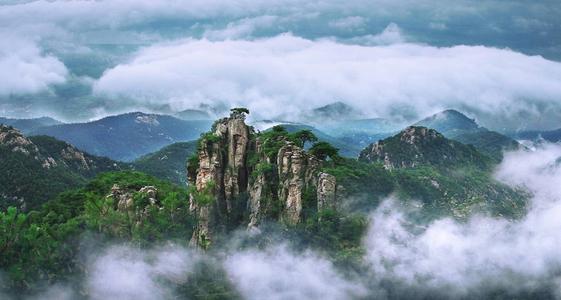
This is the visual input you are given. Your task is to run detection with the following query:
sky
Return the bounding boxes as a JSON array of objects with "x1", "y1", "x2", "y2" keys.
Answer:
[{"x1": 1, "y1": 0, "x2": 561, "y2": 130}]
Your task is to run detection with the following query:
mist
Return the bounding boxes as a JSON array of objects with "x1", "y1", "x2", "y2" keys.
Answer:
[{"x1": 365, "y1": 144, "x2": 561, "y2": 298}]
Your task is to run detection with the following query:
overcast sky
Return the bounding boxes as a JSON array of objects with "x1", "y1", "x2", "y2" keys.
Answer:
[{"x1": 1, "y1": 0, "x2": 561, "y2": 130}]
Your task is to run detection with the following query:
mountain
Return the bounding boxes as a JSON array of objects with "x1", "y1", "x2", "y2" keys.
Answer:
[
  {"x1": 317, "y1": 118, "x2": 398, "y2": 151},
  {"x1": 355, "y1": 126, "x2": 526, "y2": 218},
  {"x1": 174, "y1": 109, "x2": 212, "y2": 120},
  {"x1": 414, "y1": 109, "x2": 480, "y2": 133},
  {"x1": 0, "y1": 125, "x2": 126, "y2": 210},
  {"x1": 309, "y1": 101, "x2": 362, "y2": 121},
  {"x1": 132, "y1": 141, "x2": 198, "y2": 186},
  {"x1": 359, "y1": 126, "x2": 491, "y2": 170},
  {"x1": 31, "y1": 112, "x2": 213, "y2": 161},
  {"x1": 0, "y1": 116, "x2": 63, "y2": 134},
  {"x1": 515, "y1": 128, "x2": 561, "y2": 143},
  {"x1": 414, "y1": 109, "x2": 520, "y2": 161}
]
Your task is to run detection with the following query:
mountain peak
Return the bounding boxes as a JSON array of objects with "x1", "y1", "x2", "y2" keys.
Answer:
[
  {"x1": 0, "y1": 125, "x2": 38, "y2": 155},
  {"x1": 415, "y1": 109, "x2": 479, "y2": 133},
  {"x1": 311, "y1": 101, "x2": 361, "y2": 120},
  {"x1": 359, "y1": 126, "x2": 489, "y2": 170}
]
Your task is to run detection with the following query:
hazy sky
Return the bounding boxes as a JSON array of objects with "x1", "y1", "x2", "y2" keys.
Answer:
[{"x1": 1, "y1": 0, "x2": 561, "y2": 129}]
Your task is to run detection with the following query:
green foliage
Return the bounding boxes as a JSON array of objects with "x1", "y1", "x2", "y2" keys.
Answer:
[
  {"x1": 0, "y1": 171, "x2": 195, "y2": 291},
  {"x1": 230, "y1": 107, "x2": 250, "y2": 115},
  {"x1": 200, "y1": 132, "x2": 221, "y2": 146},
  {"x1": 309, "y1": 141, "x2": 339, "y2": 161},
  {"x1": 133, "y1": 141, "x2": 198, "y2": 185},
  {"x1": 188, "y1": 180, "x2": 217, "y2": 206},
  {"x1": 0, "y1": 134, "x2": 126, "y2": 211},
  {"x1": 258, "y1": 125, "x2": 295, "y2": 160},
  {"x1": 187, "y1": 153, "x2": 200, "y2": 179},
  {"x1": 291, "y1": 129, "x2": 318, "y2": 148}
]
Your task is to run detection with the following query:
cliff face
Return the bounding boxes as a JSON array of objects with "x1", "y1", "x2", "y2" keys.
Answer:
[
  {"x1": 188, "y1": 112, "x2": 337, "y2": 248},
  {"x1": 277, "y1": 142, "x2": 319, "y2": 224},
  {"x1": 189, "y1": 112, "x2": 252, "y2": 247}
]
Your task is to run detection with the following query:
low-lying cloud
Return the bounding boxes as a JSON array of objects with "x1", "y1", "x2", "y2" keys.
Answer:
[
  {"x1": 365, "y1": 144, "x2": 561, "y2": 297},
  {"x1": 224, "y1": 245, "x2": 366, "y2": 300},
  {"x1": 94, "y1": 34, "x2": 561, "y2": 122}
]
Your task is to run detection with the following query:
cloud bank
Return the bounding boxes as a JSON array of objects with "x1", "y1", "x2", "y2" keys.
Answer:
[
  {"x1": 94, "y1": 34, "x2": 561, "y2": 122},
  {"x1": 0, "y1": 36, "x2": 67, "y2": 96},
  {"x1": 224, "y1": 245, "x2": 366, "y2": 300},
  {"x1": 365, "y1": 144, "x2": 561, "y2": 297}
]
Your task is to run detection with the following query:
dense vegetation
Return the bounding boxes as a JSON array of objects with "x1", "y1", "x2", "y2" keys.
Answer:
[
  {"x1": 0, "y1": 171, "x2": 197, "y2": 294},
  {"x1": 0, "y1": 130, "x2": 126, "y2": 211},
  {"x1": 132, "y1": 141, "x2": 197, "y2": 186}
]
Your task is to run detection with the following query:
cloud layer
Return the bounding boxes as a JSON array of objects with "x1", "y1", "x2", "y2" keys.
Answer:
[
  {"x1": 365, "y1": 144, "x2": 561, "y2": 297},
  {"x1": 94, "y1": 35, "x2": 561, "y2": 122},
  {"x1": 0, "y1": 36, "x2": 67, "y2": 96},
  {"x1": 224, "y1": 245, "x2": 366, "y2": 300}
]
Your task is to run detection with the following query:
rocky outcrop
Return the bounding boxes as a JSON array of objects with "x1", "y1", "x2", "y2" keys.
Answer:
[
  {"x1": 317, "y1": 172, "x2": 337, "y2": 211},
  {"x1": 107, "y1": 184, "x2": 161, "y2": 231},
  {"x1": 277, "y1": 142, "x2": 319, "y2": 224},
  {"x1": 189, "y1": 111, "x2": 253, "y2": 247},
  {"x1": 0, "y1": 125, "x2": 39, "y2": 155},
  {"x1": 188, "y1": 111, "x2": 338, "y2": 247}
]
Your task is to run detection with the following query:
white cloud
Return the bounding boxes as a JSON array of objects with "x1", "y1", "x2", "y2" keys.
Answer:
[
  {"x1": 364, "y1": 144, "x2": 561, "y2": 297},
  {"x1": 202, "y1": 16, "x2": 279, "y2": 41},
  {"x1": 0, "y1": 35, "x2": 67, "y2": 95},
  {"x1": 346, "y1": 22, "x2": 406, "y2": 45},
  {"x1": 87, "y1": 244, "x2": 200, "y2": 300},
  {"x1": 224, "y1": 245, "x2": 366, "y2": 300},
  {"x1": 94, "y1": 34, "x2": 561, "y2": 122}
]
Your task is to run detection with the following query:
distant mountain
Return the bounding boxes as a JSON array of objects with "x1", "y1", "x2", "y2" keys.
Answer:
[
  {"x1": 309, "y1": 101, "x2": 362, "y2": 121},
  {"x1": 317, "y1": 118, "x2": 398, "y2": 151},
  {"x1": 174, "y1": 109, "x2": 212, "y2": 120},
  {"x1": 132, "y1": 141, "x2": 198, "y2": 186},
  {"x1": 414, "y1": 109, "x2": 520, "y2": 161},
  {"x1": 31, "y1": 112, "x2": 212, "y2": 161},
  {"x1": 515, "y1": 128, "x2": 561, "y2": 143},
  {"x1": 0, "y1": 125, "x2": 126, "y2": 210},
  {"x1": 0, "y1": 116, "x2": 62, "y2": 134},
  {"x1": 414, "y1": 109, "x2": 480, "y2": 133},
  {"x1": 359, "y1": 126, "x2": 491, "y2": 170}
]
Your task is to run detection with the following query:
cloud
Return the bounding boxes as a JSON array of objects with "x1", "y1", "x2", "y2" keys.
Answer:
[
  {"x1": 364, "y1": 144, "x2": 561, "y2": 297},
  {"x1": 346, "y1": 22, "x2": 406, "y2": 45},
  {"x1": 328, "y1": 16, "x2": 367, "y2": 31},
  {"x1": 224, "y1": 245, "x2": 366, "y2": 300},
  {"x1": 86, "y1": 244, "x2": 200, "y2": 300},
  {"x1": 202, "y1": 16, "x2": 279, "y2": 41},
  {"x1": 93, "y1": 34, "x2": 561, "y2": 122},
  {"x1": 0, "y1": 35, "x2": 67, "y2": 96}
]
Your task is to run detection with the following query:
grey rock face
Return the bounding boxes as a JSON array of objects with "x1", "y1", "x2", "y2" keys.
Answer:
[{"x1": 317, "y1": 172, "x2": 337, "y2": 211}]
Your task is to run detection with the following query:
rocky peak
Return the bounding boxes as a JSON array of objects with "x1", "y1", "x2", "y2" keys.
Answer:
[
  {"x1": 0, "y1": 125, "x2": 39, "y2": 155},
  {"x1": 399, "y1": 126, "x2": 443, "y2": 144},
  {"x1": 188, "y1": 111, "x2": 339, "y2": 248},
  {"x1": 359, "y1": 126, "x2": 488, "y2": 170},
  {"x1": 189, "y1": 111, "x2": 254, "y2": 247}
]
